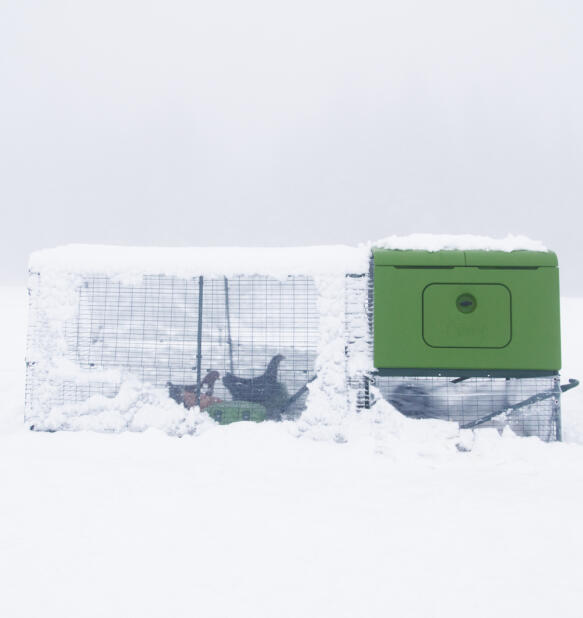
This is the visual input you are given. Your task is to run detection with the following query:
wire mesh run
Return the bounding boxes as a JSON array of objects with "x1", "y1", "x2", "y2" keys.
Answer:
[
  {"x1": 26, "y1": 274, "x2": 321, "y2": 423},
  {"x1": 374, "y1": 374, "x2": 561, "y2": 441}
]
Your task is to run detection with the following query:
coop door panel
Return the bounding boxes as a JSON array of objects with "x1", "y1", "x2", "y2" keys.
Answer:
[{"x1": 422, "y1": 283, "x2": 511, "y2": 348}]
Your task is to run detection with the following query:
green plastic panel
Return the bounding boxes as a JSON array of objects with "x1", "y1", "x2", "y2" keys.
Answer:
[
  {"x1": 465, "y1": 250, "x2": 558, "y2": 267},
  {"x1": 373, "y1": 250, "x2": 465, "y2": 267},
  {"x1": 206, "y1": 401, "x2": 266, "y2": 424},
  {"x1": 373, "y1": 249, "x2": 561, "y2": 372}
]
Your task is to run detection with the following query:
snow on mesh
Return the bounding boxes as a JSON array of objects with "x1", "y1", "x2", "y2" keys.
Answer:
[{"x1": 40, "y1": 377, "x2": 215, "y2": 436}]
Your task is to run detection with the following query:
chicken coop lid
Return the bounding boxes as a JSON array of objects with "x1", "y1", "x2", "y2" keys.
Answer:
[
  {"x1": 464, "y1": 250, "x2": 558, "y2": 267},
  {"x1": 373, "y1": 249, "x2": 557, "y2": 268},
  {"x1": 373, "y1": 250, "x2": 465, "y2": 267}
]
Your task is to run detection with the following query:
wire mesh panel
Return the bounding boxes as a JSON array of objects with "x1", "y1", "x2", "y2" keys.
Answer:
[
  {"x1": 344, "y1": 273, "x2": 373, "y2": 410},
  {"x1": 26, "y1": 273, "x2": 321, "y2": 426},
  {"x1": 75, "y1": 275, "x2": 202, "y2": 384},
  {"x1": 199, "y1": 276, "x2": 319, "y2": 418},
  {"x1": 374, "y1": 374, "x2": 561, "y2": 441}
]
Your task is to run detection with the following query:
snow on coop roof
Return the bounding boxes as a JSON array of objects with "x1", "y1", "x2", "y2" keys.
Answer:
[
  {"x1": 373, "y1": 233, "x2": 548, "y2": 253},
  {"x1": 29, "y1": 243, "x2": 371, "y2": 280}
]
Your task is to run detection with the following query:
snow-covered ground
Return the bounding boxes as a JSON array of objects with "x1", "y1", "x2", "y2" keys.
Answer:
[{"x1": 1, "y1": 285, "x2": 583, "y2": 617}]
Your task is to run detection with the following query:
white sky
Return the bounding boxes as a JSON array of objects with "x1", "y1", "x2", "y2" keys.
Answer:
[{"x1": 1, "y1": 1, "x2": 582, "y2": 293}]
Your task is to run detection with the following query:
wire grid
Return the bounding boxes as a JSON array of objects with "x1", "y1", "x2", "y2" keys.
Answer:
[
  {"x1": 374, "y1": 374, "x2": 560, "y2": 441},
  {"x1": 344, "y1": 273, "x2": 373, "y2": 409},
  {"x1": 27, "y1": 273, "x2": 320, "y2": 420},
  {"x1": 24, "y1": 275, "x2": 39, "y2": 415}
]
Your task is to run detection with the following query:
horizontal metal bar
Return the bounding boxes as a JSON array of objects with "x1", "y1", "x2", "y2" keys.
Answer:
[{"x1": 373, "y1": 368, "x2": 559, "y2": 378}]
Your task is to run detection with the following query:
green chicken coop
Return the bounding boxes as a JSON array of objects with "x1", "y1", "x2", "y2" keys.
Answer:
[{"x1": 371, "y1": 248, "x2": 574, "y2": 441}]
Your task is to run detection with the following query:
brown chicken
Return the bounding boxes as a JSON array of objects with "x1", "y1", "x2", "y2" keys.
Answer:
[{"x1": 168, "y1": 370, "x2": 222, "y2": 410}]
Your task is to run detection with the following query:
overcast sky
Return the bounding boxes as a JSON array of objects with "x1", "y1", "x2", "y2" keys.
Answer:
[{"x1": 1, "y1": 1, "x2": 581, "y2": 293}]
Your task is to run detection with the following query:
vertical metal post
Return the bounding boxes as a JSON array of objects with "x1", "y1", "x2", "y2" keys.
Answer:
[
  {"x1": 364, "y1": 254, "x2": 375, "y2": 409},
  {"x1": 196, "y1": 276, "x2": 204, "y2": 404},
  {"x1": 553, "y1": 375, "x2": 562, "y2": 441},
  {"x1": 224, "y1": 276, "x2": 234, "y2": 374}
]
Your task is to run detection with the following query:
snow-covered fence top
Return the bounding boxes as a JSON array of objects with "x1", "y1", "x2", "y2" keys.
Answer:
[{"x1": 29, "y1": 244, "x2": 371, "y2": 281}]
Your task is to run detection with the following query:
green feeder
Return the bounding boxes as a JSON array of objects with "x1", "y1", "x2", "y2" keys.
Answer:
[{"x1": 206, "y1": 401, "x2": 267, "y2": 425}]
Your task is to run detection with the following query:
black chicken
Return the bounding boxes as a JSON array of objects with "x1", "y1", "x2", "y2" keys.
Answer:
[{"x1": 222, "y1": 354, "x2": 289, "y2": 419}]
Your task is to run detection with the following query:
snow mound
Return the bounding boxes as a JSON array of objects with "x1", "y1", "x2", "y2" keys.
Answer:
[{"x1": 37, "y1": 377, "x2": 216, "y2": 437}]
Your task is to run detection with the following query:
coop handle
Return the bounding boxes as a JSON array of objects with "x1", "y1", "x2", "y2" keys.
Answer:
[{"x1": 561, "y1": 378, "x2": 579, "y2": 393}]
